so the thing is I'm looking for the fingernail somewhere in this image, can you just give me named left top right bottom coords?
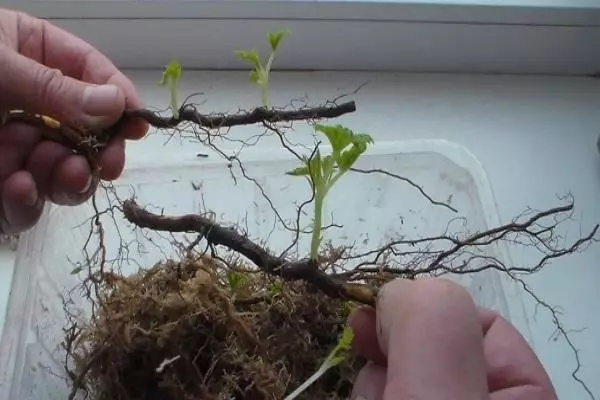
left=78, top=175, right=93, bottom=194
left=82, top=84, right=121, bottom=116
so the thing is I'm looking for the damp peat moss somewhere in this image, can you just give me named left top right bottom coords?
left=67, top=255, right=365, bottom=399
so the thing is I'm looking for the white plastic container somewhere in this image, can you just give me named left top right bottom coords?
left=0, top=139, right=531, bottom=400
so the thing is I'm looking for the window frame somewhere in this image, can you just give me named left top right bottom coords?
left=4, top=1, right=600, bottom=74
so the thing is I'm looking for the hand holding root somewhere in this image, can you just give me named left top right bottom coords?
left=0, top=7, right=147, bottom=234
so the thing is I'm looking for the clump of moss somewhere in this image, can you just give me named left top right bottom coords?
left=68, top=255, right=364, bottom=399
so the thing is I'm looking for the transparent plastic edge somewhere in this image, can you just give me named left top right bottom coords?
left=0, top=138, right=534, bottom=399
left=0, top=205, right=52, bottom=400
left=122, top=138, right=534, bottom=346
left=418, top=139, right=535, bottom=347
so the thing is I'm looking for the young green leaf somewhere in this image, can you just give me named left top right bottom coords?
left=268, top=29, right=291, bottom=51
left=314, top=124, right=353, bottom=155
left=338, top=140, right=372, bottom=171
left=248, top=69, right=261, bottom=84
left=235, top=49, right=262, bottom=69
left=235, top=29, right=290, bottom=107
left=286, top=124, right=373, bottom=262
left=327, top=326, right=355, bottom=367
left=308, top=150, right=323, bottom=186
left=351, top=133, right=374, bottom=147
left=286, top=165, right=310, bottom=176
left=226, top=271, right=247, bottom=292
left=268, top=279, right=283, bottom=297
left=70, top=266, right=82, bottom=275
left=321, top=154, right=335, bottom=178
left=159, top=60, right=182, bottom=86
left=159, top=60, right=183, bottom=119
left=340, top=301, right=353, bottom=318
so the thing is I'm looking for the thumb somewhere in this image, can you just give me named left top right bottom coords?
left=375, top=278, right=490, bottom=400
left=0, top=45, right=125, bottom=129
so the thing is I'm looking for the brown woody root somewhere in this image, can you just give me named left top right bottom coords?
left=121, top=199, right=377, bottom=306
left=122, top=197, right=600, bottom=311
left=337, top=202, right=599, bottom=281
left=123, top=101, right=357, bottom=129
left=2, top=101, right=356, bottom=154
left=2, top=110, right=102, bottom=154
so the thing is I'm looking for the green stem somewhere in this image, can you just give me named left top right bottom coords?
left=328, top=169, right=344, bottom=189
left=170, top=86, right=179, bottom=119
left=310, top=191, right=324, bottom=260
left=283, top=364, right=329, bottom=400
left=260, top=80, right=270, bottom=109
left=260, top=52, right=275, bottom=108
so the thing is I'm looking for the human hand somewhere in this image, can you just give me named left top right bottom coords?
left=348, top=278, right=558, bottom=400
left=0, top=8, right=148, bottom=234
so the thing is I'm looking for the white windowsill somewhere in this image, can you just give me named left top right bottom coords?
left=5, top=0, right=600, bottom=74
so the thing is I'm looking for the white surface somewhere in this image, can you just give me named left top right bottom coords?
left=7, top=1, right=600, bottom=74
left=0, top=70, right=599, bottom=399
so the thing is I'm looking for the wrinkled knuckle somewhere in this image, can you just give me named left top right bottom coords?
left=34, top=66, right=65, bottom=106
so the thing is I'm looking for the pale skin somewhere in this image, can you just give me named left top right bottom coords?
left=0, top=8, right=558, bottom=399
left=0, top=8, right=148, bottom=234
left=348, top=278, right=559, bottom=400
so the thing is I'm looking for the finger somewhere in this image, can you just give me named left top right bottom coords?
left=351, top=361, right=387, bottom=400
left=97, top=137, right=126, bottom=180
left=51, top=155, right=96, bottom=205
left=350, top=282, right=557, bottom=400
left=0, top=139, right=29, bottom=182
left=0, top=122, right=43, bottom=180
left=348, top=307, right=386, bottom=366
left=0, top=45, right=126, bottom=130
left=24, top=140, right=96, bottom=205
left=0, top=171, right=44, bottom=234
left=0, top=123, right=43, bottom=213
left=376, top=278, right=490, bottom=400
left=478, top=309, right=557, bottom=400
left=15, top=11, right=137, bottom=97
left=11, top=11, right=149, bottom=140
left=25, top=140, right=72, bottom=198
left=0, top=121, right=42, bottom=151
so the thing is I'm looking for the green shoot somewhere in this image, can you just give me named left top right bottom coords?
left=159, top=60, right=182, bottom=119
left=226, top=270, right=248, bottom=292
left=340, top=301, right=353, bottom=318
left=268, top=279, right=283, bottom=297
left=287, top=124, right=373, bottom=261
left=283, top=326, right=355, bottom=400
left=235, top=29, right=290, bottom=108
